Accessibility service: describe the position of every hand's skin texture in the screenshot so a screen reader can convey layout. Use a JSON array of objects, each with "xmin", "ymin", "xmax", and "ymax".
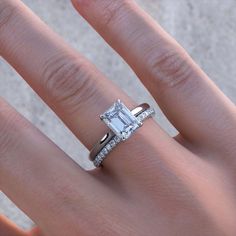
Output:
[{"xmin": 0, "ymin": 0, "xmax": 235, "ymax": 235}]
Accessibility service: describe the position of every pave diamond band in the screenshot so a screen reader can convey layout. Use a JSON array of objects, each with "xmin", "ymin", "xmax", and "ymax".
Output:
[{"xmin": 90, "ymin": 100, "xmax": 155, "ymax": 167}]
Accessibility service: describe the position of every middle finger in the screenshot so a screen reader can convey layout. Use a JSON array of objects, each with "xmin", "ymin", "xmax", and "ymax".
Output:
[{"xmin": 0, "ymin": 0, "xmax": 173, "ymax": 176}]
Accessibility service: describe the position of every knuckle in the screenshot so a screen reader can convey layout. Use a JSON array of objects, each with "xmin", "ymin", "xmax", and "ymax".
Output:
[
  {"xmin": 0, "ymin": 2, "xmax": 16, "ymax": 32},
  {"xmin": 41, "ymin": 54, "xmax": 97, "ymax": 114},
  {"xmin": 148, "ymin": 48, "xmax": 195, "ymax": 89},
  {"xmin": 98, "ymin": 0, "xmax": 128, "ymax": 27}
]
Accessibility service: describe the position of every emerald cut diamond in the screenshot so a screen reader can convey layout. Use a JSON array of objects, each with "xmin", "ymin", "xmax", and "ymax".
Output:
[{"xmin": 100, "ymin": 100, "xmax": 142, "ymax": 141}]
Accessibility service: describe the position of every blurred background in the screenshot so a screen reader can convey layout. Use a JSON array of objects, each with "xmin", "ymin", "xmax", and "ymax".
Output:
[{"xmin": 0, "ymin": 0, "xmax": 236, "ymax": 230}]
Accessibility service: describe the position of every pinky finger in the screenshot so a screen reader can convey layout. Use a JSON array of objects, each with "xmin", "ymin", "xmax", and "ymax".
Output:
[{"xmin": 0, "ymin": 98, "xmax": 101, "ymax": 235}]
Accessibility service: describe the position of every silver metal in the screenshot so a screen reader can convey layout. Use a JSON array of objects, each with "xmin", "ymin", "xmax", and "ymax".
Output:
[{"xmin": 89, "ymin": 101, "xmax": 155, "ymax": 167}]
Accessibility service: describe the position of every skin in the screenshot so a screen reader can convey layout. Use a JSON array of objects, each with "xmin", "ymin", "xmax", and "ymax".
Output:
[{"xmin": 0, "ymin": 0, "xmax": 235, "ymax": 235}]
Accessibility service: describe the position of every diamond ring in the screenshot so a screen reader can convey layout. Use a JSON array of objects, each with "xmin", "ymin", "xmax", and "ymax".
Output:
[{"xmin": 89, "ymin": 100, "xmax": 155, "ymax": 167}]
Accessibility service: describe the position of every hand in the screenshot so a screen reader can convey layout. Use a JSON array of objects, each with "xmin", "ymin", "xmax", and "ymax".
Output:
[{"xmin": 0, "ymin": 0, "xmax": 235, "ymax": 235}]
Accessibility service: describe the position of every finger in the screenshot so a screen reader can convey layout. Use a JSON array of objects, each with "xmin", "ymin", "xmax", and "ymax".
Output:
[
  {"xmin": 0, "ymin": 0, "xmax": 134, "ymax": 150},
  {"xmin": 72, "ymin": 0, "xmax": 236, "ymax": 154},
  {"xmin": 0, "ymin": 99, "xmax": 106, "ymax": 235},
  {"xmin": 0, "ymin": 215, "xmax": 27, "ymax": 236},
  {"xmin": 0, "ymin": 0, "xmax": 174, "ymax": 174}
]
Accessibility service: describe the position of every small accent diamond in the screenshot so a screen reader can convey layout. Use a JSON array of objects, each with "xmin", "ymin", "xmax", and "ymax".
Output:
[
  {"xmin": 114, "ymin": 136, "xmax": 121, "ymax": 143},
  {"xmin": 96, "ymin": 155, "xmax": 102, "ymax": 161},
  {"xmin": 102, "ymin": 148, "xmax": 108, "ymax": 155},
  {"xmin": 106, "ymin": 144, "xmax": 111, "ymax": 151},
  {"xmin": 110, "ymin": 140, "xmax": 116, "ymax": 147}
]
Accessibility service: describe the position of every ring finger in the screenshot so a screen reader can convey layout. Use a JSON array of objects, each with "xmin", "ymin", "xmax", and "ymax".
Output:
[{"xmin": 0, "ymin": 0, "xmax": 175, "ymax": 176}]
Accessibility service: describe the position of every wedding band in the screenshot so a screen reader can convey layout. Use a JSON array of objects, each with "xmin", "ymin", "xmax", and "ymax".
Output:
[{"xmin": 89, "ymin": 100, "xmax": 155, "ymax": 167}]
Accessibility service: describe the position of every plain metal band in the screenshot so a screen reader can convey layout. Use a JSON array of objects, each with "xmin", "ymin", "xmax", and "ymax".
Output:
[{"xmin": 89, "ymin": 103, "xmax": 150, "ymax": 162}]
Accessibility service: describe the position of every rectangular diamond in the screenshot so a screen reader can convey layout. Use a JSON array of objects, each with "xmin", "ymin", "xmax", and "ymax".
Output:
[{"xmin": 100, "ymin": 100, "xmax": 141, "ymax": 140}]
